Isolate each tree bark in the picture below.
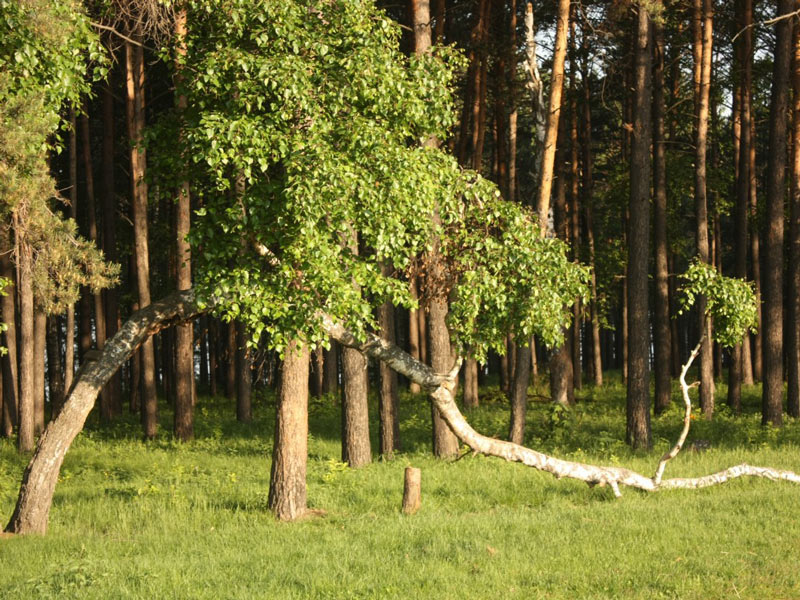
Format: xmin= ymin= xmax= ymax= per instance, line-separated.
xmin=762 ymin=0 xmax=793 ymax=426
xmin=174 ymin=8 xmax=195 ymax=441
xmin=225 ymin=320 xmax=236 ymax=399
xmin=693 ymin=0 xmax=714 ymax=418
xmin=33 ymin=310 xmax=45 ymax=434
xmin=102 ymin=82 xmax=122 ymax=417
xmin=730 ymin=0 xmax=754 ymax=413
xmin=462 ymin=358 xmax=479 ymax=408
xmin=626 ymin=2 xmax=652 ymax=450
xmin=0 ymin=229 xmax=18 ymax=437
xmin=535 ymin=0 xmax=569 ymax=231
xmin=407 ymin=277 xmax=421 ymax=394
xmin=79 ymin=112 xmax=110 ymax=421
xmin=788 ymin=11 xmax=800 ymax=418
xmin=268 ymin=339 xmax=310 ymax=521
xmin=652 ymin=14 xmax=671 ymax=415
xmin=45 ymin=316 xmax=64 ymax=417
xmin=378 ymin=278 xmax=400 ymax=456
xmin=5 ymin=291 xmax=203 ymax=534
xmin=402 ymin=467 xmax=422 ymax=514
xmin=322 ymin=340 xmax=338 ymax=396
xmin=749 ymin=114 xmax=762 ymax=382
xmin=125 ymin=38 xmax=157 ymax=439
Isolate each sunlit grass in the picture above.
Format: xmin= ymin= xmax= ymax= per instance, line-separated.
xmin=1 ymin=373 xmax=799 ymax=599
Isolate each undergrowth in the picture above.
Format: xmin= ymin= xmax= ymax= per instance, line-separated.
xmin=1 ymin=372 xmax=799 ymax=599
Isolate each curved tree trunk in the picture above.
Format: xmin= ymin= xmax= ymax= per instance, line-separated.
xmin=5 ymin=291 xmax=203 ymax=535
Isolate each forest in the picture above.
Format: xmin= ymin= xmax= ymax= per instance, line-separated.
xmin=2 ymin=0 xmax=800 ymax=597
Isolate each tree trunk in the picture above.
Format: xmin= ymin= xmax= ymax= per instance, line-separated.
xmin=102 ymin=82 xmax=121 ymax=416
xmin=581 ymin=58 xmax=602 ymax=387
xmin=45 ymin=316 xmax=64 ymax=417
xmin=463 ymin=358 xmax=479 ymax=408
xmin=407 ymin=277 xmax=421 ymax=394
xmin=0 ymin=230 xmax=18 ymax=437
xmin=788 ymin=12 xmax=800 ymax=418
xmin=79 ymin=112 xmax=110 ymax=421
xmin=378 ymin=285 xmax=400 ymax=456
xmin=5 ymin=291 xmax=203 ymax=534
xmin=268 ymin=339 xmax=310 ymax=521
xmin=652 ymin=14 xmax=671 ymax=415
xmin=225 ymin=320 xmax=236 ymax=399
xmin=762 ymin=0 xmax=793 ymax=427
xmin=750 ymin=114 xmax=763 ymax=381
xmin=173 ymin=10 xmax=195 ymax=440
xmin=16 ymin=222 xmax=35 ymax=452
xmin=236 ymin=321 xmax=252 ymax=423
xmin=626 ymin=2 xmax=653 ymax=450
xmin=535 ymin=0 xmax=569 ymax=231
xmin=125 ymin=38 xmax=157 ymax=439
xmin=693 ymin=0 xmax=714 ymax=419
xmin=33 ymin=310 xmax=45 ymax=434
xmin=413 ymin=0 xmax=459 ymax=459
xmin=729 ymin=0 xmax=754 ymax=413
xmin=322 ymin=340 xmax=338 ymax=396
xmin=568 ymin=9 xmax=582 ymax=391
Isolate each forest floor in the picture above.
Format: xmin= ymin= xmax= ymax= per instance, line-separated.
xmin=2 ymin=373 xmax=800 ymax=599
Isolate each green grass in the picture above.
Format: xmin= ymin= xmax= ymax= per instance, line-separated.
xmin=2 ymin=374 xmax=800 ymax=599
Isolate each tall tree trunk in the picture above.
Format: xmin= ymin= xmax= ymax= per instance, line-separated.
xmin=79 ymin=113 xmax=109 ymax=420
xmin=582 ymin=59 xmax=602 ymax=387
xmin=208 ymin=318 xmax=218 ymax=397
xmin=341 ymin=234 xmax=371 ymax=466
xmin=15 ymin=221 xmax=35 ymax=452
xmin=626 ymin=1 xmax=653 ymax=450
xmin=550 ymin=121 xmax=575 ymax=408
xmin=762 ymin=0 xmax=793 ymax=426
xmin=535 ymin=0 xmax=569 ymax=231
xmin=653 ymin=14 xmax=671 ymax=415
xmin=568 ymin=14 xmax=582 ymax=391
xmin=413 ymin=0 xmax=460 ymax=458
xmin=45 ymin=316 xmax=64 ymax=417
xmin=693 ymin=0 xmax=714 ymax=418
xmin=102 ymin=82 xmax=122 ymax=416
xmin=174 ymin=9 xmax=195 ymax=441
xmin=0 ymin=230 xmax=18 ymax=437
xmin=749 ymin=115 xmax=763 ymax=381
xmin=236 ymin=322 xmax=252 ymax=423
xmin=64 ymin=110 xmax=77 ymax=395
xmin=33 ymin=310 xmax=45 ymax=434
xmin=378 ymin=280 xmax=400 ymax=456
xmin=126 ymin=38 xmax=157 ymax=438
xmin=729 ymin=0 xmax=754 ymax=412
xmin=788 ymin=11 xmax=800 ymax=418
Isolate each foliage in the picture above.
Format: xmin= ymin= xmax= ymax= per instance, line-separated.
xmin=679 ymin=259 xmax=758 ymax=348
xmin=177 ymin=0 xmax=586 ymax=357
xmin=0 ymin=0 xmax=117 ymax=313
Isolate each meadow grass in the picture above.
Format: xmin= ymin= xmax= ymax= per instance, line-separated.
xmin=1 ymin=373 xmax=800 ymax=599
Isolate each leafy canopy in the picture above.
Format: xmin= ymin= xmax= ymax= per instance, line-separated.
xmin=679 ymin=259 xmax=758 ymax=348
xmin=178 ymin=0 xmax=587 ymax=359
xmin=0 ymin=0 xmax=117 ymax=312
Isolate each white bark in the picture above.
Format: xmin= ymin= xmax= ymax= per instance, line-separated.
xmin=323 ymin=317 xmax=800 ymax=497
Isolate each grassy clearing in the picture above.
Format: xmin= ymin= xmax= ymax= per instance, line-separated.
xmin=1 ymin=374 xmax=800 ymax=599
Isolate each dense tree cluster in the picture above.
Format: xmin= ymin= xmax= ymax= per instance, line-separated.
xmin=2 ymin=0 xmax=800 ymax=532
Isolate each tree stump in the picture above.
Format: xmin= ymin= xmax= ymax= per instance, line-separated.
xmin=402 ymin=467 xmax=421 ymax=514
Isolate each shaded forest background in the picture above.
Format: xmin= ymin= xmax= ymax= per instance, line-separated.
xmin=2 ymin=0 xmax=799 ymax=462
